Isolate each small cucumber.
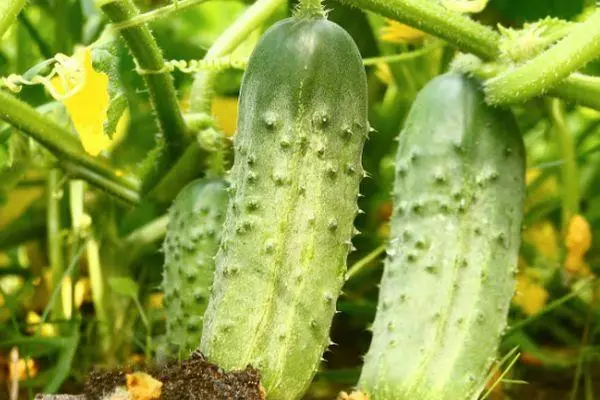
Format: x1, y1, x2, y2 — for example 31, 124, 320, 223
359, 73, 525, 400
200, 14, 368, 400
162, 178, 228, 357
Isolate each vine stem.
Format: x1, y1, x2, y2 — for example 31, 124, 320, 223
336, 0, 499, 60
548, 99, 580, 232
0, 90, 140, 204
453, 56, 600, 112
485, 10, 600, 105
97, 0, 189, 192
0, 0, 26, 38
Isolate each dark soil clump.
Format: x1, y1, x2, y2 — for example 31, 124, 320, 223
84, 352, 264, 400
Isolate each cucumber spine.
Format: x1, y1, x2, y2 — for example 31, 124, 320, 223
359, 73, 525, 400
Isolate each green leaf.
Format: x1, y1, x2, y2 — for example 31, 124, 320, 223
90, 30, 128, 139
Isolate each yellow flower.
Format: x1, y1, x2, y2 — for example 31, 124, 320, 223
51, 47, 114, 156
9, 351, 38, 381
126, 372, 162, 400
26, 311, 58, 337
523, 220, 559, 261
211, 96, 238, 137
564, 214, 592, 274
375, 63, 394, 86
149, 292, 164, 309
380, 20, 425, 44
513, 274, 549, 316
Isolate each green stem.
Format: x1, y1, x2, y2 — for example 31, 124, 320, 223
97, 0, 189, 191
121, 214, 168, 266
86, 236, 111, 356
454, 56, 600, 112
110, 0, 222, 30
0, 0, 26, 38
362, 42, 444, 66
189, 0, 285, 113
548, 99, 580, 230
148, 137, 223, 204
18, 12, 54, 59
47, 169, 66, 321
297, 0, 325, 17
0, 90, 140, 200
61, 161, 140, 205
485, 10, 600, 105
336, 0, 499, 59
345, 244, 386, 283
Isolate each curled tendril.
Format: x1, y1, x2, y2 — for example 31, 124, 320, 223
1, 53, 85, 101
134, 56, 249, 76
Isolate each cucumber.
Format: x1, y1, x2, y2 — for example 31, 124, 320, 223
200, 14, 368, 400
359, 73, 525, 400
162, 178, 228, 358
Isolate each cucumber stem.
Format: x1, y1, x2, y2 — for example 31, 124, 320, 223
0, 0, 26, 38
485, 10, 600, 105
97, 0, 189, 192
297, 0, 326, 17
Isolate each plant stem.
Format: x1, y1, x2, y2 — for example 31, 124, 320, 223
0, 90, 140, 201
363, 42, 444, 66
336, 0, 499, 59
190, 0, 285, 113
18, 12, 54, 59
110, 0, 222, 30
98, 0, 189, 191
0, 0, 26, 39
454, 57, 600, 112
47, 169, 66, 321
550, 73, 600, 112
121, 214, 168, 266
297, 0, 325, 17
548, 99, 580, 231
61, 161, 140, 205
485, 10, 600, 105
345, 244, 386, 283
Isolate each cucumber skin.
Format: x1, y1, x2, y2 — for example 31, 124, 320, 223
359, 74, 525, 400
162, 179, 228, 357
200, 16, 368, 400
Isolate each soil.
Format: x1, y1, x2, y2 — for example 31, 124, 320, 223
84, 352, 264, 400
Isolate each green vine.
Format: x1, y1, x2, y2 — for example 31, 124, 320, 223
0, 90, 140, 204
486, 10, 600, 105
337, 0, 500, 59
97, 0, 189, 193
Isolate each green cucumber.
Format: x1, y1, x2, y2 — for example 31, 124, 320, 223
359, 73, 525, 400
162, 178, 228, 358
200, 14, 368, 400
